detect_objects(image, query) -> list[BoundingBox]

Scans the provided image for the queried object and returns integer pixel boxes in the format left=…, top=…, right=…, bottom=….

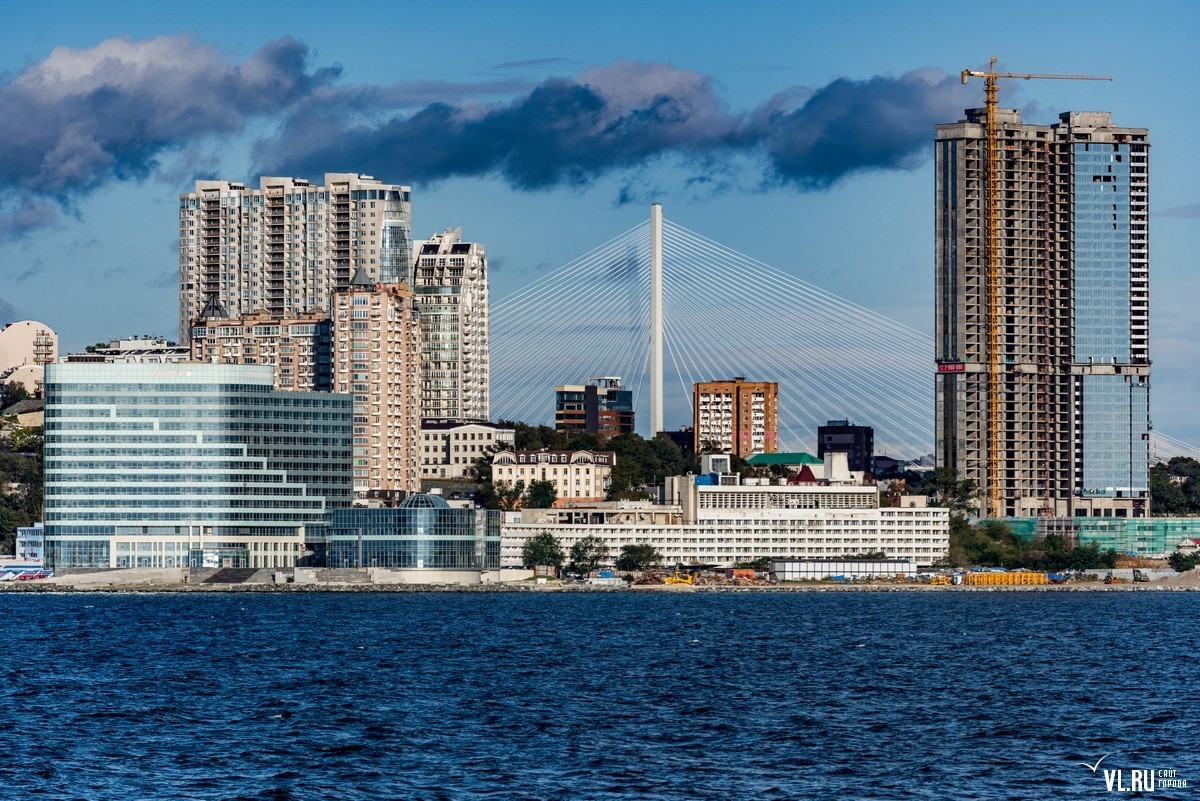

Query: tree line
left=1150, top=457, right=1200, bottom=515
left=925, top=467, right=1119, bottom=570
left=0, top=382, right=43, bottom=555
left=520, top=531, right=662, bottom=573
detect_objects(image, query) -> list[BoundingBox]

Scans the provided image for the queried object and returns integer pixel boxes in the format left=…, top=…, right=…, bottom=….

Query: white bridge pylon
left=490, top=207, right=938, bottom=457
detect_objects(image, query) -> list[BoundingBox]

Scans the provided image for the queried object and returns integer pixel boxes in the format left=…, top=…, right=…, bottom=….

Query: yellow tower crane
left=959, top=58, right=1110, bottom=516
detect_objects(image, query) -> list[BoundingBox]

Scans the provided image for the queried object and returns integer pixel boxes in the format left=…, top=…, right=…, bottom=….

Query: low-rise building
left=501, top=457, right=949, bottom=568
left=772, top=559, right=918, bottom=581
left=15, top=523, right=44, bottom=565
left=491, top=449, right=615, bottom=506
left=420, top=419, right=514, bottom=480
left=1003, top=517, right=1200, bottom=558
left=555, top=376, right=634, bottom=437
left=325, top=494, right=500, bottom=571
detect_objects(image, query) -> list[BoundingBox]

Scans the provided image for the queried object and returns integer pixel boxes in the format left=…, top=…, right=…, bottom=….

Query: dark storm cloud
left=1, top=32, right=973, bottom=241
left=0, top=34, right=526, bottom=241
left=0, top=199, right=59, bottom=241
left=744, top=69, right=968, bottom=188
left=258, top=62, right=733, bottom=188
left=258, top=61, right=970, bottom=192
left=0, top=35, right=337, bottom=195
left=0, top=34, right=338, bottom=239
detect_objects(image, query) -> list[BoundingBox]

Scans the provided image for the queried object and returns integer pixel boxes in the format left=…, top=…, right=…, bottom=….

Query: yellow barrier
left=963, top=571, right=1049, bottom=586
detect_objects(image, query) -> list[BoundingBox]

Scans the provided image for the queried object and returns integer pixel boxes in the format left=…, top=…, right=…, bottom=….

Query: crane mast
left=959, top=58, right=1111, bottom=517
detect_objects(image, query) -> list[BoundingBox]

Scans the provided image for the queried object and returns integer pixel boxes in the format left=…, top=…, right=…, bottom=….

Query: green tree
left=470, top=441, right=507, bottom=484
left=941, top=518, right=1119, bottom=570
left=568, top=535, right=610, bottom=573
left=9, top=426, right=43, bottom=454
left=1168, top=551, right=1200, bottom=572
left=0, top=381, right=29, bottom=408
left=521, top=531, right=565, bottom=568
left=604, top=432, right=688, bottom=498
left=492, top=480, right=526, bottom=511
left=615, top=543, right=662, bottom=571
left=525, top=479, right=558, bottom=509
left=1150, top=463, right=1188, bottom=514
left=926, top=467, right=978, bottom=515
left=1149, top=457, right=1200, bottom=515
left=0, top=431, right=43, bottom=555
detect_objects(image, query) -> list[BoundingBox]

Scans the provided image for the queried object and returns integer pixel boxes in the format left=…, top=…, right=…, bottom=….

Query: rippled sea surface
left=3, top=592, right=1197, bottom=800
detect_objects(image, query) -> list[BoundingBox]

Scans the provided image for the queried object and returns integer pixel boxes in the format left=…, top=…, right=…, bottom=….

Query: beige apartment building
left=0, top=320, right=57, bottom=395
left=178, top=173, right=412, bottom=342
left=693, top=376, right=778, bottom=458
left=491, top=450, right=615, bottom=506
left=420, top=420, right=515, bottom=480
left=332, top=270, right=421, bottom=496
left=412, top=228, right=489, bottom=422
left=189, top=307, right=332, bottom=391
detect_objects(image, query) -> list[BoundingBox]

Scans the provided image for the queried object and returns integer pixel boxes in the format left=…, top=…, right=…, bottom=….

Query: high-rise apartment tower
left=179, top=173, right=412, bottom=342
left=331, top=270, right=421, bottom=497
left=935, top=109, right=1149, bottom=518
left=412, top=228, right=489, bottom=422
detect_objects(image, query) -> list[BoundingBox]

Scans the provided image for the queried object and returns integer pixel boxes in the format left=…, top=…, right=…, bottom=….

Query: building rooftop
left=349, top=267, right=376, bottom=288
left=420, top=419, right=511, bottom=431
left=746, top=452, right=823, bottom=466
left=398, top=493, right=451, bottom=509
left=2, top=399, right=43, bottom=416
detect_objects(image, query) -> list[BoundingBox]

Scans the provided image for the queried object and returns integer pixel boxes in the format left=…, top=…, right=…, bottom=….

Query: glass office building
left=1072, top=142, right=1150, bottom=502
left=327, top=494, right=500, bottom=570
left=43, top=363, right=352, bottom=569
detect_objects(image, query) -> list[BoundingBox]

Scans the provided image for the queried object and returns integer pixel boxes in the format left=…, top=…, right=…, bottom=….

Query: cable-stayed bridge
left=490, top=207, right=1200, bottom=462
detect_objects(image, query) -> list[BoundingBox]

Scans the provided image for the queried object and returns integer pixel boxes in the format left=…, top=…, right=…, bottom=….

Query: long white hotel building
left=502, top=454, right=949, bottom=567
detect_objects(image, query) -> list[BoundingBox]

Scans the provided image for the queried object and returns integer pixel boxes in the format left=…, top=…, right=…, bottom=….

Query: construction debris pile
left=634, top=569, right=771, bottom=587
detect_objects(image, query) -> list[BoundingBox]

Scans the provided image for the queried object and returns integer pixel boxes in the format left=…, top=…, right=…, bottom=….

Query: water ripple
left=1, top=592, right=1196, bottom=799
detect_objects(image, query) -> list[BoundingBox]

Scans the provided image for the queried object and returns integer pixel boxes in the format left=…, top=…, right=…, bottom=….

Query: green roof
left=746, top=452, right=823, bottom=466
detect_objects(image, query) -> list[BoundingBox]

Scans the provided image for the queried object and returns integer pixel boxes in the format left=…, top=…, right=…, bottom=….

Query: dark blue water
left=2, top=592, right=1196, bottom=800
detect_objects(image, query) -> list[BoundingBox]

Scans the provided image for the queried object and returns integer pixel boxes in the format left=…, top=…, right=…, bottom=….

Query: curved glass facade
left=327, top=501, right=500, bottom=569
left=44, top=363, right=353, bottom=568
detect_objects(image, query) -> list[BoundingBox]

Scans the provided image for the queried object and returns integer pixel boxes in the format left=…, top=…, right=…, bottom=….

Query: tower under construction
left=935, top=108, right=1150, bottom=518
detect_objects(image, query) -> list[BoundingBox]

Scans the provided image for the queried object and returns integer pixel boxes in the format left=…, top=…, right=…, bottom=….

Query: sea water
left=2, top=592, right=1195, bottom=799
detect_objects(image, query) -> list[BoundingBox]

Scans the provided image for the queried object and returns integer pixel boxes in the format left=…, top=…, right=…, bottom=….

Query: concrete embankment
left=3, top=578, right=1198, bottom=593
left=5, top=565, right=1199, bottom=593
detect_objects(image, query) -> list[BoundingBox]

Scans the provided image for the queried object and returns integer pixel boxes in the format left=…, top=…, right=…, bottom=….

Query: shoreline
left=1, top=582, right=1196, bottom=594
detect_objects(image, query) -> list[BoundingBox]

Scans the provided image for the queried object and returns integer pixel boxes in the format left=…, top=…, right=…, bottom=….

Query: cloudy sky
left=1, top=0, right=1197, bottom=440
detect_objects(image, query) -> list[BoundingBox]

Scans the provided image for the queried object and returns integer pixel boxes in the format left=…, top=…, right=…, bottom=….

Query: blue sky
left=1, top=0, right=1197, bottom=441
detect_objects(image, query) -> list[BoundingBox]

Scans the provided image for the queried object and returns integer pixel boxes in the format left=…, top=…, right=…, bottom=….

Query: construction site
left=935, top=59, right=1150, bottom=520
